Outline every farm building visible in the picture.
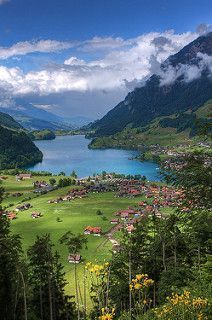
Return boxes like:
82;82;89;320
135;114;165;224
68;254;81;263
84;226;102;236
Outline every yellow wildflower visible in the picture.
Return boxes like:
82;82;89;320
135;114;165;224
136;274;142;281
134;283;142;290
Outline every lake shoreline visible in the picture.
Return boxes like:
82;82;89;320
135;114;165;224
27;135;161;181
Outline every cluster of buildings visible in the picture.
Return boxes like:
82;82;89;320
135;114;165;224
33;180;54;194
48;188;88;204
0;210;17;220
15;203;31;212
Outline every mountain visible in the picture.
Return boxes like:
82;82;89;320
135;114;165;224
0;112;23;130
0;112;43;169
66;116;94;128
89;100;212;149
90;32;212;137
0;99;72;131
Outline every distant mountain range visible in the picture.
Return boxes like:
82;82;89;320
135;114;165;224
0;99;71;131
0;99;92;131
66;116;94;128
90;32;212;137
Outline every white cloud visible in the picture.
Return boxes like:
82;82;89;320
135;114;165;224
79;36;131;51
159;52;212;86
0;36;129;60
0;29;209;98
0;40;77;60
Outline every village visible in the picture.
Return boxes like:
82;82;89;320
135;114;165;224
0;172;186;262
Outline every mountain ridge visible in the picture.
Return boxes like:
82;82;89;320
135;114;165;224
90;32;212;137
0;99;73;131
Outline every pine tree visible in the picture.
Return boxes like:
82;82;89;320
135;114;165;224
0;216;23;319
28;234;76;320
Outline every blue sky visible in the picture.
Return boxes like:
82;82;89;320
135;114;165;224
0;0;211;118
1;0;212;44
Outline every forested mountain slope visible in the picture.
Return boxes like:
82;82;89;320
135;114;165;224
0;112;43;169
90;32;212;136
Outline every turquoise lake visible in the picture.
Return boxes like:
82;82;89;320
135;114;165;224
28;135;160;181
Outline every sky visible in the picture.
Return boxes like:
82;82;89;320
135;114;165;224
0;0;212;119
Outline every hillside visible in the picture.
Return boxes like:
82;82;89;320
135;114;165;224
89;100;212;149
0;112;43;169
0;112;23;130
90;32;212;137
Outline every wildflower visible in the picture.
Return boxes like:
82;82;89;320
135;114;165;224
134;283;142;290
99;307;115;320
136;274;142;281
132;278;138;283
143;279;154;287
193;297;208;309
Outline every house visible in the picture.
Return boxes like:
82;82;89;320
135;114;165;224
12;192;23;197
33;180;48;188
68;254;81;263
84;226;102;236
129;189;141;196
31;212;41;219
126;224;135;234
54;197;63;203
138;201;146;207
116;209;135;220
110;218;119;224
16;173;32;181
7;212;17;220
119;212;130;220
15;203;31;212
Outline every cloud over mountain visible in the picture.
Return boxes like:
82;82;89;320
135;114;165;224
0;30;199;97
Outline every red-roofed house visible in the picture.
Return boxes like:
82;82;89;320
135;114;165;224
84;226;102;236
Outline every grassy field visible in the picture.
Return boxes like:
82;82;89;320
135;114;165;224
1;174;157;308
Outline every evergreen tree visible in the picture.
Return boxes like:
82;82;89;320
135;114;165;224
28;234;75;320
0;216;23;320
60;231;87;320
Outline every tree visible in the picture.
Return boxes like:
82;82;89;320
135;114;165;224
0;215;23;320
162;151;212;210
60;231;87;319
28;234;75;320
58;172;66;176
71;171;78;179
96;210;103;216
49;178;56;186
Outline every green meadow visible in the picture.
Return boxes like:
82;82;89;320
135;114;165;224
1;175;156;307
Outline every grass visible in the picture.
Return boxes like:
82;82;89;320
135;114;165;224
1;174;155;309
